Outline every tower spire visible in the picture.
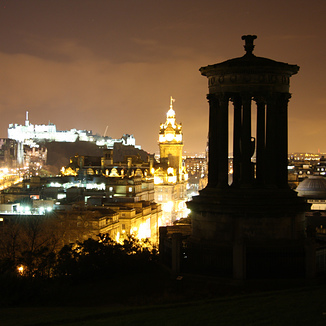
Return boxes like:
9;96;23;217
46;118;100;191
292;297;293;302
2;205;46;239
25;111;30;126
170;96;175;110
167;96;176;119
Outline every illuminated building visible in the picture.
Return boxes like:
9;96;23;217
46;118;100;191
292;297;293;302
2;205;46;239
314;156;326;176
184;156;207;199
0;146;161;245
60;149;160;243
0;138;25;196
289;152;321;162
287;153;325;187
158;98;183;175
0;138;24;168
0;178;161;245
53;201;161;245
7;112;143;176
61;148;155;202
0;138;48;178
8;111;139;149
154;97;188;225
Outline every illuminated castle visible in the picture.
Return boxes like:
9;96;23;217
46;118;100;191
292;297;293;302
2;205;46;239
154;97;188;225
8;111;138;148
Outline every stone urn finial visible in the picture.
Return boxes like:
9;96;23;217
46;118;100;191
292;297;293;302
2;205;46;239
241;35;257;55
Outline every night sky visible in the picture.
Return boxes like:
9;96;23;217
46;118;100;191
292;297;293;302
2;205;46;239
0;0;325;155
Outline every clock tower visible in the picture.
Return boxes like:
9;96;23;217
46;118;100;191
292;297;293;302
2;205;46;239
159;97;183;180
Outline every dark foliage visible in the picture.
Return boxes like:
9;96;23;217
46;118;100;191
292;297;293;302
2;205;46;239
54;235;158;281
0;233;157;280
0;233;158;306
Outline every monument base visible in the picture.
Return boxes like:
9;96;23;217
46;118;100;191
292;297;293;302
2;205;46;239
185;187;313;279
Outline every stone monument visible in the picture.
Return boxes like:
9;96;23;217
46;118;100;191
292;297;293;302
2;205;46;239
188;35;312;279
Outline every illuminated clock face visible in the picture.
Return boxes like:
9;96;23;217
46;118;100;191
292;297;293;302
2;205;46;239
166;134;174;141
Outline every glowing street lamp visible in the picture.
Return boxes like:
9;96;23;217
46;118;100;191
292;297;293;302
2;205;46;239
17;265;24;275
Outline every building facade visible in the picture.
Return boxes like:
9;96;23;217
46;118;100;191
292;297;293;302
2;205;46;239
184;156;208;199
0;147;162;245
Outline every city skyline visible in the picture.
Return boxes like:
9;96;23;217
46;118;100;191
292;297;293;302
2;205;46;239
0;1;325;154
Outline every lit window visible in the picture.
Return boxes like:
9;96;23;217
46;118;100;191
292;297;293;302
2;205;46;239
128;187;132;192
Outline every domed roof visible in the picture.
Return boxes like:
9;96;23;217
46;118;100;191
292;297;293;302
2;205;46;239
296;176;326;199
167;107;175;119
200;35;299;77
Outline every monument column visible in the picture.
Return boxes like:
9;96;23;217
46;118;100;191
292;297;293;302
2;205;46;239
255;97;266;185
240;94;253;185
232;95;242;186
217;94;229;188
207;93;219;187
265;95;278;186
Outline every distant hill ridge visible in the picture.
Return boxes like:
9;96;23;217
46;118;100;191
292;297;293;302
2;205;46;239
43;140;151;173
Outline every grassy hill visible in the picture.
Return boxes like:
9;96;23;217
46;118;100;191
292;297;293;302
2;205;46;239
1;268;326;326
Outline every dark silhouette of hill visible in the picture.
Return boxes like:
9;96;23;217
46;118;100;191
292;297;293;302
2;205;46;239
42;141;152;173
44;141;103;172
112;142;151;162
